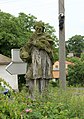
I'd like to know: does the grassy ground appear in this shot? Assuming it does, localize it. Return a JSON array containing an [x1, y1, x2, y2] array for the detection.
[[0, 85, 84, 119]]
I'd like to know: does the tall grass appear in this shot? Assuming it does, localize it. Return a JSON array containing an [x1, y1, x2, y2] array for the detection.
[[0, 84, 84, 119]]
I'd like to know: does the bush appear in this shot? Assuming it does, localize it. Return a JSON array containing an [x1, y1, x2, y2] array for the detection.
[[0, 86, 84, 119], [67, 61, 84, 87], [50, 79, 59, 87]]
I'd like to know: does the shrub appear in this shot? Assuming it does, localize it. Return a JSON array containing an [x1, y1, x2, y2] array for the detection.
[[0, 86, 84, 119], [67, 61, 84, 87]]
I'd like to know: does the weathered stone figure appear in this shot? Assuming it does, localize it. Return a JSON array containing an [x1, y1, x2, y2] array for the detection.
[[20, 21, 54, 98]]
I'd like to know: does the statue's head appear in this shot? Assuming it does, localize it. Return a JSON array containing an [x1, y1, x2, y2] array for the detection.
[[34, 21, 45, 35]]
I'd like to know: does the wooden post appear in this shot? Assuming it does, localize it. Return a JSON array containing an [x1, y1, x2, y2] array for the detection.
[[58, 0, 66, 89]]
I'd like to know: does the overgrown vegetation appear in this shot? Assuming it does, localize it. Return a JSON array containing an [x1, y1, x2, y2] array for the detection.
[[66, 35, 84, 57], [67, 56, 84, 87], [0, 10, 58, 61], [0, 82, 84, 119], [0, 10, 84, 119]]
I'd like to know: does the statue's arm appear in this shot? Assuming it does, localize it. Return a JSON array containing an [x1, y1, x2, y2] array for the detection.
[[20, 44, 31, 62]]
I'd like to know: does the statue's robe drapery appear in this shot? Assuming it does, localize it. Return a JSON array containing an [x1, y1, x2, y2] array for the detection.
[[26, 47, 52, 80], [25, 46, 52, 94]]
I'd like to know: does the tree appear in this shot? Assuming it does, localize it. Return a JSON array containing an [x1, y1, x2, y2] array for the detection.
[[66, 57, 80, 64], [0, 11, 58, 61], [0, 11, 20, 56], [0, 11, 38, 56], [66, 35, 84, 57], [45, 23, 59, 61], [67, 61, 84, 86], [16, 12, 37, 46]]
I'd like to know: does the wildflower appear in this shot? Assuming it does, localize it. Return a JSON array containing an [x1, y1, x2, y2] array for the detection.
[[25, 109, 32, 113]]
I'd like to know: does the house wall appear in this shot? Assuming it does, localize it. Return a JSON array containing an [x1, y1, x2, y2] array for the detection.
[[53, 61, 59, 69], [52, 61, 59, 78], [0, 65, 18, 90], [52, 61, 73, 78], [52, 70, 59, 78]]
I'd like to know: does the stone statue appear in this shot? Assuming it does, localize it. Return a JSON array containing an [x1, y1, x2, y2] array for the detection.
[[20, 21, 54, 98]]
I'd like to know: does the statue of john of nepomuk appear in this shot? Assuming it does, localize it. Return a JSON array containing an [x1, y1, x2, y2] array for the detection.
[[20, 21, 54, 98]]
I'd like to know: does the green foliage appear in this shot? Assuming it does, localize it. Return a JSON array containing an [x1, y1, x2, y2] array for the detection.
[[45, 23, 59, 61], [66, 57, 81, 64], [81, 53, 84, 62], [67, 56, 84, 87], [50, 80, 59, 87], [0, 11, 58, 59], [66, 35, 84, 57], [0, 11, 20, 56], [0, 86, 84, 119], [18, 74, 26, 91], [0, 11, 37, 57], [67, 61, 84, 87], [16, 12, 37, 46], [0, 78, 12, 90]]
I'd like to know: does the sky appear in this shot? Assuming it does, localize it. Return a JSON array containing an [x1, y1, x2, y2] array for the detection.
[[0, 0, 84, 40]]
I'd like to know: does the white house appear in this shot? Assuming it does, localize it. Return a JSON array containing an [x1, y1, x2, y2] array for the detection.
[[0, 54, 18, 90]]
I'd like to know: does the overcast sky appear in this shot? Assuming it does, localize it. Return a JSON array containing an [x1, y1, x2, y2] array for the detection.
[[0, 0, 84, 40]]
